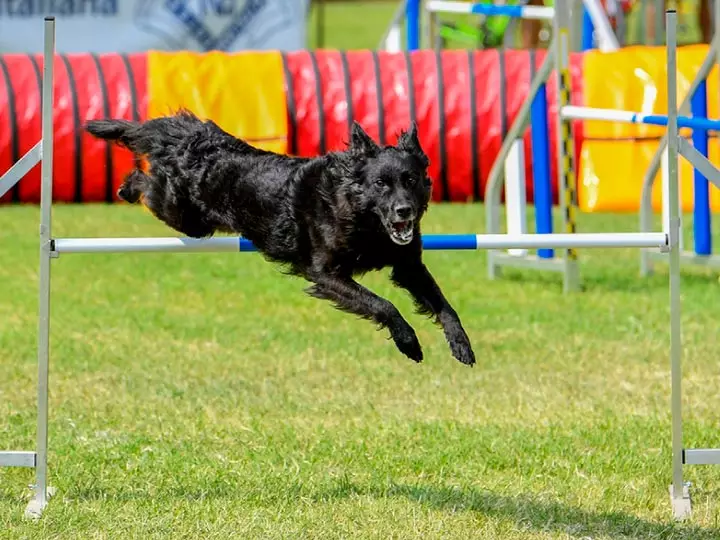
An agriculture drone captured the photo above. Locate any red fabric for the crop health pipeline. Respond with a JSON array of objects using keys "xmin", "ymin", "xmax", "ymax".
[
  {"xmin": 285, "ymin": 51, "xmax": 320, "ymax": 158},
  {"xmin": 314, "ymin": 50, "xmax": 349, "ymax": 153},
  {"xmin": 0, "ymin": 49, "xmax": 587, "ymax": 204},
  {"xmin": 79, "ymin": 53, "xmax": 149, "ymax": 202},
  {"xmin": 345, "ymin": 50, "xmax": 383, "ymax": 148},
  {"xmin": 0, "ymin": 52, "xmax": 147, "ymax": 203},
  {"xmin": 407, "ymin": 50, "xmax": 443, "ymax": 200},
  {"xmin": 377, "ymin": 51, "xmax": 412, "ymax": 147},
  {"xmin": 440, "ymin": 51, "xmax": 473, "ymax": 202}
]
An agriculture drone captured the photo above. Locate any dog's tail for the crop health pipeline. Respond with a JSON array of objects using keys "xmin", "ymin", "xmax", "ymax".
[
  {"xmin": 85, "ymin": 117, "xmax": 173, "ymax": 156},
  {"xmin": 86, "ymin": 112, "xmax": 209, "ymax": 157},
  {"xmin": 85, "ymin": 119, "xmax": 138, "ymax": 147}
]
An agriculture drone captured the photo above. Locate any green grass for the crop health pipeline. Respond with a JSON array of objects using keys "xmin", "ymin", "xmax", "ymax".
[
  {"xmin": 2, "ymin": 2, "xmax": 720, "ymax": 538},
  {"xmin": 307, "ymin": 1, "xmax": 401, "ymax": 50},
  {"xmin": 2, "ymin": 203, "xmax": 720, "ymax": 538}
]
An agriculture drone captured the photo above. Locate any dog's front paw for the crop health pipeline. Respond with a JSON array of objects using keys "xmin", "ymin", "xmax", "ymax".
[
  {"xmin": 390, "ymin": 322, "xmax": 423, "ymax": 363},
  {"xmin": 447, "ymin": 329, "xmax": 476, "ymax": 366}
]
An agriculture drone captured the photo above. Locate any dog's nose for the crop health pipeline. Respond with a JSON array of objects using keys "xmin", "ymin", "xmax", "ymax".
[{"xmin": 395, "ymin": 205, "xmax": 413, "ymax": 220}]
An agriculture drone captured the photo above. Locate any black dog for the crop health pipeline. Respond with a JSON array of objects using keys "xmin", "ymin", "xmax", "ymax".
[{"xmin": 85, "ymin": 111, "xmax": 475, "ymax": 366}]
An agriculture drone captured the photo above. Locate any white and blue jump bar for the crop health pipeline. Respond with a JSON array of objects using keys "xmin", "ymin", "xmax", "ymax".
[
  {"xmin": 425, "ymin": 1, "xmax": 555, "ymax": 20},
  {"xmin": 561, "ymin": 105, "xmax": 720, "ymax": 132},
  {"xmin": 563, "ymin": 102, "xmax": 719, "ymax": 256},
  {"xmin": 52, "ymin": 233, "xmax": 669, "ymax": 254}
]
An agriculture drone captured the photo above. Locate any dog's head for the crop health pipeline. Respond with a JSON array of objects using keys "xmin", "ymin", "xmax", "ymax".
[{"xmin": 346, "ymin": 122, "xmax": 432, "ymax": 246}]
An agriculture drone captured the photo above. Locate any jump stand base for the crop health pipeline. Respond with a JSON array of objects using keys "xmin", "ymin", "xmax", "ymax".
[
  {"xmin": 490, "ymin": 252, "xmax": 567, "ymax": 273},
  {"xmin": 488, "ymin": 252, "xmax": 582, "ymax": 293},
  {"xmin": 24, "ymin": 486, "xmax": 55, "ymax": 520},
  {"xmin": 670, "ymin": 482, "xmax": 692, "ymax": 521},
  {"xmin": 642, "ymin": 250, "xmax": 720, "ymax": 276}
]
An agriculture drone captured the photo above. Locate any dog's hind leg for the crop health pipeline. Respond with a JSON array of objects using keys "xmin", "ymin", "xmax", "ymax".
[
  {"xmin": 305, "ymin": 273, "xmax": 423, "ymax": 362},
  {"xmin": 391, "ymin": 261, "xmax": 475, "ymax": 366},
  {"xmin": 117, "ymin": 169, "xmax": 149, "ymax": 204}
]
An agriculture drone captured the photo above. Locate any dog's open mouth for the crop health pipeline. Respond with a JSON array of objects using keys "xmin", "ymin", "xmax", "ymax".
[{"xmin": 388, "ymin": 220, "xmax": 414, "ymax": 245}]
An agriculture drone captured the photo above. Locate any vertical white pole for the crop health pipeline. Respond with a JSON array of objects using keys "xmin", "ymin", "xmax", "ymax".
[
  {"xmin": 27, "ymin": 15, "xmax": 55, "ymax": 520},
  {"xmin": 504, "ymin": 140, "xmax": 528, "ymax": 257},
  {"xmin": 666, "ymin": 9, "xmax": 690, "ymax": 521},
  {"xmin": 661, "ymin": 147, "xmax": 683, "ymax": 251}
]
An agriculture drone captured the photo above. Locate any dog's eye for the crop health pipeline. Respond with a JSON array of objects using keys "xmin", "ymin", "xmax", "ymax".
[
  {"xmin": 374, "ymin": 178, "xmax": 386, "ymax": 187},
  {"xmin": 401, "ymin": 172, "xmax": 415, "ymax": 185}
]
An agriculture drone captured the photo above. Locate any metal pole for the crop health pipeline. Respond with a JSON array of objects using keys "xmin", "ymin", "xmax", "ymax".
[
  {"xmin": 427, "ymin": 4, "xmax": 438, "ymax": 51},
  {"xmin": 26, "ymin": 15, "xmax": 55, "ymax": 520},
  {"xmin": 665, "ymin": 9, "xmax": 689, "ymax": 521},
  {"xmin": 553, "ymin": 0, "xmax": 581, "ymax": 293},
  {"xmin": 484, "ymin": 45, "xmax": 555, "ymax": 278}
]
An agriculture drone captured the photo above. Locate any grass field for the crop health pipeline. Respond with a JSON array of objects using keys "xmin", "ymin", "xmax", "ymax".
[
  {"xmin": 3, "ymin": 1, "xmax": 720, "ymax": 538},
  {"xmin": 3, "ymin": 203, "xmax": 720, "ymax": 538}
]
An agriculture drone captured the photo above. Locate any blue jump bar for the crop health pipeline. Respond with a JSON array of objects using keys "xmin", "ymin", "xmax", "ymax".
[
  {"xmin": 238, "ymin": 235, "xmax": 480, "ymax": 252},
  {"xmin": 638, "ymin": 113, "xmax": 720, "ymax": 131},
  {"xmin": 426, "ymin": 1, "xmax": 554, "ymax": 20},
  {"xmin": 470, "ymin": 4, "xmax": 523, "ymax": 16}
]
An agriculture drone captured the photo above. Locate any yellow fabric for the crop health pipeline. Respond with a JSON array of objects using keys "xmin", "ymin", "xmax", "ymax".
[
  {"xmin": 580, "ymin": 139, "xmax": 720, "ymax": 213},
  {"xmin": 579, "ymin": 44, "xmax": 720, "ymax": 212},
  {"xmin": 147, "ymin": 51, "xmax": 288, "ymax": 155}
]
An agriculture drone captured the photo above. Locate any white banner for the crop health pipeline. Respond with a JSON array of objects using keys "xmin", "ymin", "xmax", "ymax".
[{"xmin": 0, "ymin": 0, "xmax": 310, "ymax": 53}]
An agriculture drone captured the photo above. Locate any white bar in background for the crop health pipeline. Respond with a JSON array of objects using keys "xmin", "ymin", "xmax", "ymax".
[
  {"xmin": 0, "ymin": 141, "xmax": 42, "ymax": 198},
  {"xmin": 504, "ymin": 139, "xmax": 528, "ymax": 257},
  {"xmin": 0, "ymin": 451, "xmax": 36, "ymax": 467}
]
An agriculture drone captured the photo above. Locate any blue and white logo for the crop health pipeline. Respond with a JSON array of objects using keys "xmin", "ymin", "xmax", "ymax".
[
  {"xmin": 134, "ymin": 0, "xmax": 304, "ymax": 52},
  {"xmin": 0, "ymin": 0, "xmax": 308, "ymax": 53}
]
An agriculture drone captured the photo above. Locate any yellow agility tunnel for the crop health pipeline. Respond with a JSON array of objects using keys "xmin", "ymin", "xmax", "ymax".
[{"xmin": 579, "ymin": 44, "xmax": 720, "ymax": 213}]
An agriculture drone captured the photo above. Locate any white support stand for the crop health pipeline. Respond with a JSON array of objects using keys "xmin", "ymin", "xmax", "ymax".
[
  {"xmin": 661, "ymin": 146, "xmax": 684, "ymax": 251},
  {"xmin": 0, "ymin": 16, "xmax": 56, "ymax": 520},
  {"xmin": 504, "ymin": 140, "xmax": 528, "ymax": 257}
]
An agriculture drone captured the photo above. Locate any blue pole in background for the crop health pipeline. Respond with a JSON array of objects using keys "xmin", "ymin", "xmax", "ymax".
[
  {"xmin": 531, "ymin": 83, "xmax": 553, "ymax": 259},
  {"xmin": 407, "ymin": 0, "xmax": 421, "ymax": 51},
  {"xmin": 581, "ymin": 5, "xmax": 595, "ymax": 50},
  {"xmin": 691, "ymin": 81, "xmax": 711, "ymax": 256}
]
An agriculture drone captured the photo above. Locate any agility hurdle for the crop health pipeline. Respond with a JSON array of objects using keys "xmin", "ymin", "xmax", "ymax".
[
  {"xmin": 559, "ymin": 11, "xmax": 720, "ymax": 519},
  {"xmin": 0, "ymin": 12, "xmax": 709, "ymax": 522},
  {"xmin": 637, "ymin": 0, "xmax": 720, "ymax": 276}
]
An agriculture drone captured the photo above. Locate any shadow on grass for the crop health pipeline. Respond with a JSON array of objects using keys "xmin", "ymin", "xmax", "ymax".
[{"xmin": 316, "ymin": 481, "xmax": 720, "ymax": 539}]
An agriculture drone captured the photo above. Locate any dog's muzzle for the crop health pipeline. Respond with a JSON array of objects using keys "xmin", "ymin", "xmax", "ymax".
[{"xmin": 386, "ymin": 217, "xmax": 414, "ymax": 245}]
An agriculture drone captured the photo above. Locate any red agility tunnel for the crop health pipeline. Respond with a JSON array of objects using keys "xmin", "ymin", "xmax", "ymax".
[
  {"xmin": 0, "ymin": 49, "xmax": 583, "ymax": 205},
  {"xmin": 284, "ymin": 48, "xmax": 584, "ymax": 203},
  {"xmin": 0, "ymin": 53, "xmax": 147, "ymax": 204}
]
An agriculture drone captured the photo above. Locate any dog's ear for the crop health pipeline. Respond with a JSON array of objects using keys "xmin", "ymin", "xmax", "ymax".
[
  {"xmin": 349, "ymin": 121, "xmax": 379, "ymax": 155},
  {"xmin": 397, "ymin": 122, "xmax": 423, "ymax": 154},
  {"xmin": 397, "ymin": 122, "xmax": 429, "ymax": 167}
]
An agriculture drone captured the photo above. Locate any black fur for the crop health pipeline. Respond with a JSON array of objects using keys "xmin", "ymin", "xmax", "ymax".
[{"xmin": 85, "ymin": 111, "xmax": 475, "ymax": 366}]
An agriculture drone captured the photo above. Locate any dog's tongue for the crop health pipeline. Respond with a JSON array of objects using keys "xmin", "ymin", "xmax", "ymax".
[{"xmin": 393, "ymin": 221, "xmax": 409, "ymax": 232}]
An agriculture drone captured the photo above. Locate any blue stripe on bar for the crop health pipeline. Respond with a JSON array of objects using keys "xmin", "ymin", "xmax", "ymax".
[
  {"xmin": 633, "ymin": 113, "xmax": 720, "ymax": 131},
  {"xmin": 235, "ymin": 235, "xmax": 480, "ymax": 252},
  {"xmin": 422, "ymin": 234, "xmax": 478, "ymax": 250},
  {"xmin": 471, "ymin": 4, "xmax": 523, "ymax": 16},
  {"xmin": 238, "ymin": 238, "xmax": 258, "ymax": 252}
]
